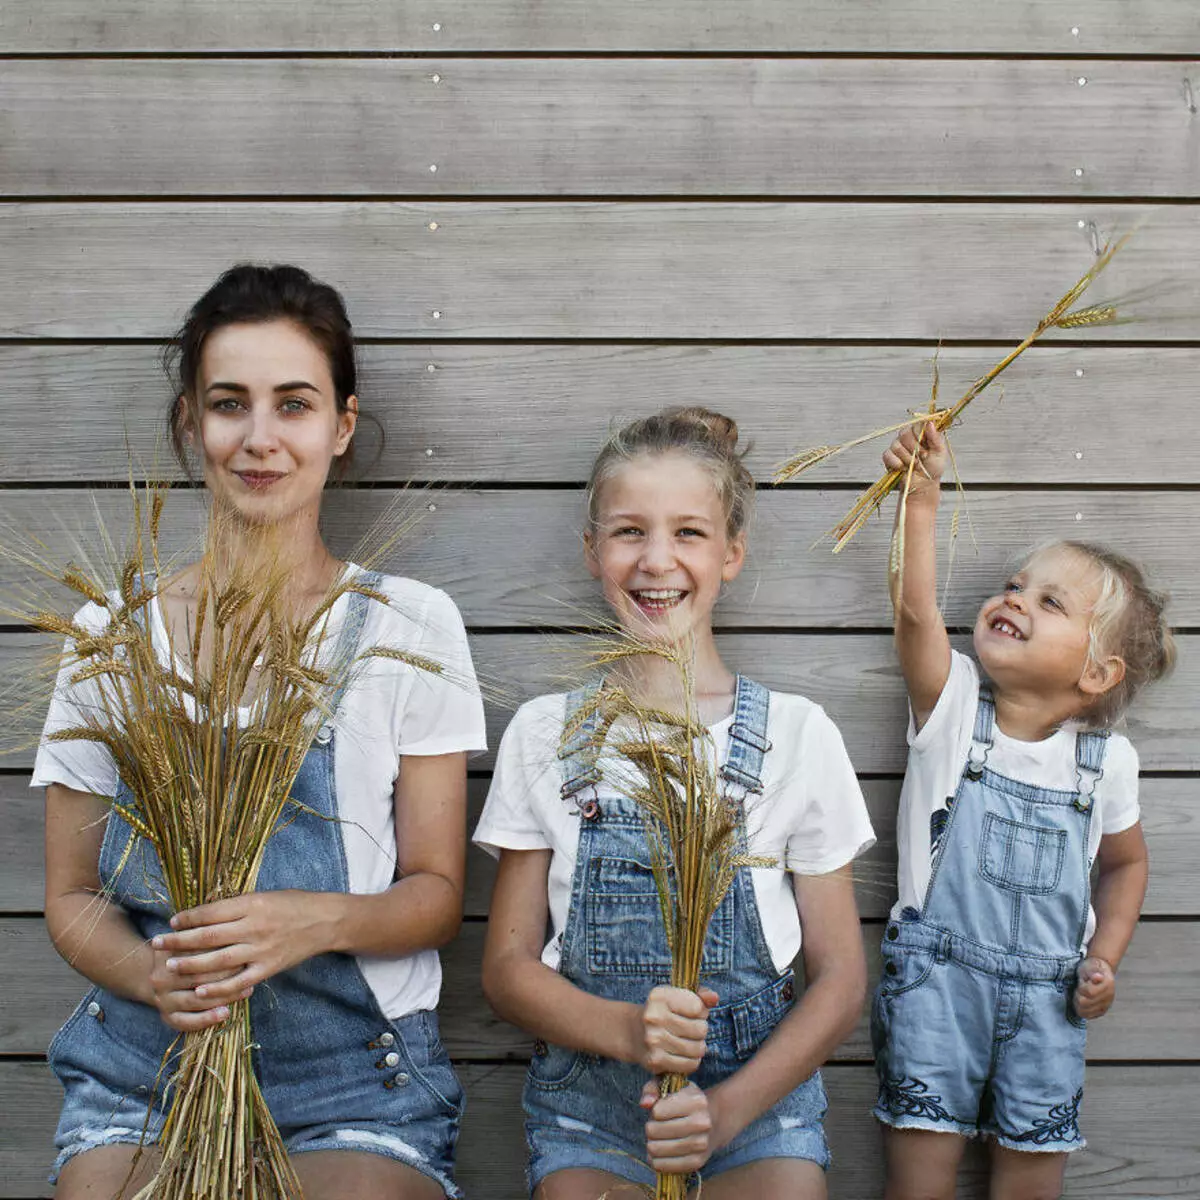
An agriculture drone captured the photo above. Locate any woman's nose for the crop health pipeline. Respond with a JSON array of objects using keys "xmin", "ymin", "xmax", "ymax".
[{"xmin": 242, "ymin": 411, "xmax": 280, "ymax": 455}]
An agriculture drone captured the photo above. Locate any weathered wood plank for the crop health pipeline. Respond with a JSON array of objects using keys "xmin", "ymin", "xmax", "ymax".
[
  {"xmin": 3, "ymin": 0, "xmax": 1198, "ymax": 53},
  {"xmin": 2, "ymin": 204, "xmax": 1196, "ymax": 340},
  {"xmin": 9, "ymin": 773, "xmax": 1195, "ymax": 919},
  {"xmin": 4, "ymin": 488, "xmax": 1198, "ymax": 627},
  {"xmin": 3, "ymin": 632, "xmax": 1196, "ymax": 772},
  {"xmin": 5, "ymin": 60, "xmax": 1197, "ymax": 197},
  {"xmin": 3, "ymin": 1061, "xmax": 1198, "ymax": 1198},
  {"xmin": 5, "ymin": 917, "xmax": 1195, "ymax": 1061},
  {"xmin": 3, "ymin": 343, "xmax": 1199, "ymax": 486}
]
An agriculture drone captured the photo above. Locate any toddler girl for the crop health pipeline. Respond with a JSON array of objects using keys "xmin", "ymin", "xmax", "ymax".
[
  {"xmin": 475, "ymin": 407, "xmax": 875, "ymax": 1199},
  {"xmin": 874, "ymin": 422, "xmax": 1174, "ymax": 1200}
]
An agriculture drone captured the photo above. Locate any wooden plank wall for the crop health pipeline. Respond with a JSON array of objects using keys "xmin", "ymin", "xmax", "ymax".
[{"xmin": 1, "ymin": 3, "xmax": 1198, "ymax": 1196}]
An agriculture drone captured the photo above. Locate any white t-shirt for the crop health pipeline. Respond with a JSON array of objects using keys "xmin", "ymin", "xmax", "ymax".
[
  {"xmin": 893, "ymin": 650, "xmax": 1140, "ymax": 948},
  {"xmin": 32, "ymin": 569, "xmax": 487, "ymax": 1019},
  {"xmin": 474, "ymin": 688, "xmax": 876, "ymax": 973}
]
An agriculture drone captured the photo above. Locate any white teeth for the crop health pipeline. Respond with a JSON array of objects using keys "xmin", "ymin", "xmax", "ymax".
[
  {"xmin": 991, "ymin": 618, "xmax": 1024, "ymax": 640},
  {"xmin": 634, "ymin": 589, "xmax": 685, "ymax": 601}
]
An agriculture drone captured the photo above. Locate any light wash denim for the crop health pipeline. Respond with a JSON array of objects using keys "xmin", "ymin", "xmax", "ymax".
[
  {"xmin": 47, "ymin": 573, "xmax": 465, "ymax": 1196},
  {"xmin": 525, "ymin": 676, "xmax": 830, "ymax": 1193},
  {"xmin": 872, "ymin": 689, "xmax": 1105, "ymax": 1152}
]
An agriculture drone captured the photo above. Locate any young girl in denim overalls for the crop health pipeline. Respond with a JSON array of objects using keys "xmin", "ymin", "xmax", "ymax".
[
  {"xmin": 875, "ymin": 422, "xmax": 1174, "ymax": 1200},
  {"xmin": 475, "ymin": 408, "xmax": 875, "ymax": 1199},
  {"xmin": 34, "ymin": 266, "xmax": 486, "ymax": 1200}
]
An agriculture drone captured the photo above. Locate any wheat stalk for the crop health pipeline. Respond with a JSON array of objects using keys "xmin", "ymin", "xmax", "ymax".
[{"xmin": 774, "ymin": 235, "xmax": 1131, "ymax": 553}]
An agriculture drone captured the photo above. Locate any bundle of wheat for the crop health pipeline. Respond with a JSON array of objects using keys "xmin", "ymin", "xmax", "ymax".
[{"xmin": 568, "ymin": 631, "xmax": 771, "ymax": 1200}]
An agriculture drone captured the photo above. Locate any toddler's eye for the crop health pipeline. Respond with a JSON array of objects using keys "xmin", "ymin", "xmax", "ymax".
[
  {"xmin": 611, "ymin": 526, "xmax": 642, "ymax": 538},
  {"xmin": 1004, "ymin": 579, "xmax": 1022, "ymax": 593},
  {"xmin": 1043, "ymin": 594, "xmax": 1064, "ymax": 612},
  {"xmin": 677, "ymin": 527, "xmax": 705, "ymax": 539}
]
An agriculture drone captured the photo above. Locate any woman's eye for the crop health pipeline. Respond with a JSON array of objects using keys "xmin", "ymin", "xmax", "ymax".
[
  {"xmin": 611, "ymin": 526, "xmax": 642, "ymax": 538},
  {"xmin": 677, "ymin": 527, "xmax": 705, "ymax": 539},
  {"xmin": 280, "ymin": 397, "xmax": 310, "ymax": 414},
  {"xmin": 210, "ymin": 397, "xmax": 242, "ymax": 412}
]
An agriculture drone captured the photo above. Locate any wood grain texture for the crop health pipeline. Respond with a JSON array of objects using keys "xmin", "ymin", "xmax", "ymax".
[
  {"xmin": 3, "ymin": 0, "xmax": 1199, "ymax": 53},
  {"xmin": 3, "ymin": 488, "xmax": 1198, "ymax": 626},
  {"xmin": 4, "ymin": 632, "xmax": 1196, "ymax": 772},
  {"xmin": 8, "ymin": 773, "xmax": 1196, "ymax": 919},
  {"xmin": 2, "ymin": 203, "xmax": 1196, "ymax": 340},
  {"xmin": 5, "ymin": 917, "xmax": 1195, "ymax": 1060},
  {"xmin": 5, "ymin": 60, "xmax": 1198, "ymax": 197},
  {"xmin": 2, "ymin": 1061, "xmax": 1198, "ymax": 1198},
  {"xmin": 3, "ymin": 344, "xmax": 1199, "ymax": 485}
]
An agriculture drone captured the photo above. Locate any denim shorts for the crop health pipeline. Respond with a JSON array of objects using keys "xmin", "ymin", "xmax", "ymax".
[
  {"xmin": 525, "ymin": 976, "xmax": 830, "ymax": 1191},
  {"xmin": 48, "ymin": 990, "xmax": 466, "ymax": 1197},
  {"xmin": 871, "ymin": 927, "xmax": 1088, "ymax": 1153}
]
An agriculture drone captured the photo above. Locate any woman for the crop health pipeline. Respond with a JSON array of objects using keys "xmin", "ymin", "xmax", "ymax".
[{"xmin": 35, "ymin": 265, "xmax": 485, "ymax": 1199}]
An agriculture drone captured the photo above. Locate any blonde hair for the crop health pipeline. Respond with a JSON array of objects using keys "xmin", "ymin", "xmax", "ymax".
[
  {"xmin": 1026, "ymin": 540, "xmax": 1175, "ymax": 726},
  {"xmin": 586, "ymin": 406, "xmax": 755, "ymax": 538}
]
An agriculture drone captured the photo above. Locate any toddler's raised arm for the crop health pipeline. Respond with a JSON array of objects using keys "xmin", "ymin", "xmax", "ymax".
[{"xmin": 882, "ymin": 422, "xmax": 953, "ymax": 731}]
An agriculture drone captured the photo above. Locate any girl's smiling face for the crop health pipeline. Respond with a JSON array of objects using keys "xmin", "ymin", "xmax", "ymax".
[
  {"xmin": 585, "ymin": 450, "xmax": 745, "ymax": 642},
  {"xmin": 191, "ymin": 319, "xmax": 356, "ymax": 527},
  {"xmin": 973, "ymin": 544, "xmax": 1111, "ymax": 702}
]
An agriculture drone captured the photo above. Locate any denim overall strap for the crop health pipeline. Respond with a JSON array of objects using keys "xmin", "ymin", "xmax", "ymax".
[
  {"xmin": 1073, "ymin": 728, "xmax": 1108, "ymax": 814},
  {"xmin": 965, "ymin": 687, "xmax": 995, "ymax": 778},
  {"xmin": 721, "ymin": 675, "xmax": 771, "ymax": 799},
  {"xmin": 312, "ymin": 569, "xmax": 383, "ymax": 748},
  {"xmin": 557, "ymin": 680, "xmax": 605, "ymax": 809}
]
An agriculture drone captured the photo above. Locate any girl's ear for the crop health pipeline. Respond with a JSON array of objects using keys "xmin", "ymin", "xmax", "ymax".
[
  {"xmin": 721, "ymin": 531, "xmax": 747, "ymax": 583},
  {"xmin": 1079, "ymin": 653, "xmax": 1126, "ymax": 700},
  {"xmin": 174, "ymin": 395, "xmax": 196, "ymax": 447},
  {"xmin": 334, "ymin": 395, "xmax": 358, "ymax": 457},
  {"xmin": 583, "ymin": 528, "xmax": 602, "ymax": 580}
]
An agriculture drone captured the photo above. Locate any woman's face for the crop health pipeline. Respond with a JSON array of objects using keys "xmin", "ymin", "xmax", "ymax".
[
  {"xmin": 585, "ymin": 450, "xmax": 745, "ymax": 643},
  {"xmin": 190, "ymin": 319, "xmax": 356, "ymax": 527}
]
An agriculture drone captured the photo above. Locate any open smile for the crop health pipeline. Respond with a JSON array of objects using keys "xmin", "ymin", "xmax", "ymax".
[
  {"xmin": 989, "ymin": 614, "xmax": 1026, "ymax": 641},
  {"xmin": 629, "ymin": 587, "xmax": 688, "ymax": 614}
]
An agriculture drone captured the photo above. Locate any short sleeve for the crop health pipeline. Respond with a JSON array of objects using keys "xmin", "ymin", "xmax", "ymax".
[
  {"xmin": 1098, "ymin": 736, "xmax": 1140, "ymax": 836},
  {"xmin": 30, "ymin": 603, "xmax": 121, "ymax": 797},
  {"xmin": 784, "ymin": 707, "xmax": 875, "ymax": 874},
  {"xmin": 394, "ymin": 588, "xmax": 487, "ymax": 757},
  {"xmin": 909, "ymin": 649, "xmax": 979, "ymax": 752},
  {"xmin": 473, "ymin": 699, "xmax": 560, "ymax": 858}
]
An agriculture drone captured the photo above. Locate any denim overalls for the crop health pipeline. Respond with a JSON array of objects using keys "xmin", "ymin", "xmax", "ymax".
[
  {"xmin": 872, "ymin": 689, "xmax": 1106, "ymax": 1151},
  {"xmin": 47, "ymin": 574, "xmax": 465, "ymax": 1195},
  {"xmin": 524, "ymin": 675, "xmax": 829, "ymax": 1191}
]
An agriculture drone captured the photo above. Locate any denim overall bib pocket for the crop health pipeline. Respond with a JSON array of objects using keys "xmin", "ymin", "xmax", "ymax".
[
  {"xmin": 523, "ymin": 676, "xmax": 830, "ymax": 1192},
  {"xmin": 47, "ymin": 573, "xmax": 465, "ymax": 1197},
  {"xmin": 872, "ymin": 689, "xmax": 1103, "ymax": 1151}
]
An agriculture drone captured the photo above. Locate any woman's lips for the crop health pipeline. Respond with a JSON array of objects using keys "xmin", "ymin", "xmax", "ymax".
[{"xmin": 235, "ymin": 471, "xmax": 285, "ymax": 491}]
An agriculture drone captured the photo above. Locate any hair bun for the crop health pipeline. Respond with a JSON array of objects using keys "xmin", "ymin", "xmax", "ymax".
[{"xmin": 665, "ymin": 406, "xmax": 741, "ymax": 456}]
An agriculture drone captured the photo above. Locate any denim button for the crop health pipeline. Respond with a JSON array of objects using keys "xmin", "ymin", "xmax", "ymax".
[
  {"xmin": 533, "ymin": 1039, "xmax": 548, "ymax": 1056},
  {"xmin": 86, "ymin": 1001, "xmax": 103, "ymax": 1018},
  {"xmin": 887, "ymin": 925, "xmax": 899, "ymax": 941},
  {"xmin": 314, "ymin": 723, "xmax": 333, "ymax": 746},
  {"xmin": 379, "ymin": 1032, "xmax": 395, "ymax": 1047},
  {"xmin": 383, "ymin": 1051, "xmax": 400, "ymax": 1067},
  {"xmin": 580, "ymin": 800, "xmax": 600, "ymax": 820},
  {"xmin": 393, "ymin": 1072, "xmax": 410, "ymax": 1088},
  {"xmin": 781, "ymin": 980, "xmax": 795, "ymax": 1002},
  {"xmin": 885, "ymin": 961, "xmax": 898, "ymax": 976}
]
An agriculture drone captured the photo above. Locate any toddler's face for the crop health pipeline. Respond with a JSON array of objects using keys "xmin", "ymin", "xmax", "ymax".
[
  {"xmin": 973, "ymin": 545, "xmax": 1103, "ymax": 702},
  {"xmin": 585, "ymin": 451, "xmax": 745, "ymax": 644}
]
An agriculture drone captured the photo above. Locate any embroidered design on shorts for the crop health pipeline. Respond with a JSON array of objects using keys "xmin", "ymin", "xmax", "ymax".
[
  {"xmin": 1007, "ymin": 1089, "xmax": 1083, "ymax": 1146},
  {"xmin": 879, "ymin": 1076, "xmax": 956, "ymax": 1124}
]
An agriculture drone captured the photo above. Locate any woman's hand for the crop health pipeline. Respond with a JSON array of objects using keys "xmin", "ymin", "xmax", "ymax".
[
  {"xmin": 882, "ymin": 419, "xmax": 948, "ymax": 500},
  {"xmin": 638, "ymin": 985, "xmax": 718, "ymax": 1076},
  {"xmin": 152, "ymin": 890, "xmax": 335, "ymax": 1001},
  {"xmin": 640, "ymin": 1079, "xmax": 721, "ymax": 1174},
  {"xmin": 150, "ymin": 947, "xmax": 251, "ymax": 1032}
]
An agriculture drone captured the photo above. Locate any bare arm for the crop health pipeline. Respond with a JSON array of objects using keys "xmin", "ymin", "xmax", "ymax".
[
  {"xmin": 482, "ymin": 848, "xmax": 711, "ymax": 1071},
  {"xmin": 1075, "ymin": 823, "xmax": 1149, "ymax": 1019},
  {"xmin": 157, "ymin": 751, "xmax": 469, "ymax": 997},
  {"xmin": 700, "ymin": 865, "xmax": 866, "ymax": 1147},
  {"xmin": 883, "ymin": 423, "xmax": 953, "ymax": 730},
  {"xmin": 44, "ymin": 783, "xmax": 238, "ymax": 1030}
]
